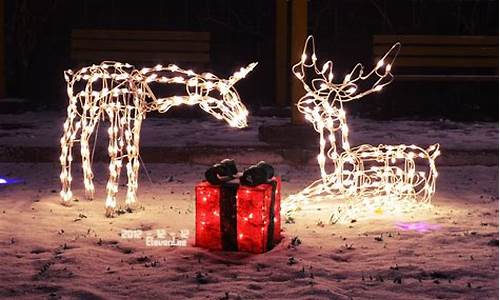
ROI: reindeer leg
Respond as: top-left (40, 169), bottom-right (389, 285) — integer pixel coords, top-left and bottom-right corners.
top-left (60, 107), bottom-right (81, 206)
top-left (285, 120), bottom-right (347, 210)
top-left (303, 122), bottom-right (339, 196)
top-left (285, 122), bottom-right (332, 210)
top-left (105, 111), bottom-right (123, 217)
top-left (125, 109), bottom-right (142, 211)
top-left (80, 106), bottom-right (98, 200)
top-left (283, 177), bottom-right (331, 213)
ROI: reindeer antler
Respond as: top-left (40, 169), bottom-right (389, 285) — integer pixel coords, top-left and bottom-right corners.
top-left (292, 35), bottom-right (401, 103)
top-left (292, 36), bottom-right (335, 93)
top-left (338, 42), bottom-right (400, 102)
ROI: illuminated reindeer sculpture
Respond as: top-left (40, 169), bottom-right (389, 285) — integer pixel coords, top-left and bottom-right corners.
top-left (60, 61), bottom-right (257, 216)
top-left (286, 36), bottom-right (440, 223)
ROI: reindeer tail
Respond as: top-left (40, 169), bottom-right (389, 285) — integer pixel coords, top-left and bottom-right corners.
top-left (63, 69), bottom-right (74, 83)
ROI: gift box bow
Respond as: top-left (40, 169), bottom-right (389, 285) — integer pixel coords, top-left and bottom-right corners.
top-left (199, 160), bottom-right (279, 252)
top-left (204, 160), bottom-right (275, 186)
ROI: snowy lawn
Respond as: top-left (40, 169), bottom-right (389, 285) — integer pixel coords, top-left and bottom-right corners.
top-left (0, 162), bottom-right (498, 299)
top-left (0, 112), bottom-right (497, 150)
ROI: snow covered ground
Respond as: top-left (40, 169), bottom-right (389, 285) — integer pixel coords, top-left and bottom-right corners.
top-left (0, 111), bottom-right (497, 150)
top-left (0, 162), bottom-right (498, 299)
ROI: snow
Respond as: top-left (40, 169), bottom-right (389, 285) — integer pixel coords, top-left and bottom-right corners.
top-left (0, 162), bottom-right (497, 299)
top-left (0, 112), bottom-right (497, 151)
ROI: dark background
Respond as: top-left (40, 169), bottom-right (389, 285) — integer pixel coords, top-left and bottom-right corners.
top-left (4, 0), bottom-right (499, 121)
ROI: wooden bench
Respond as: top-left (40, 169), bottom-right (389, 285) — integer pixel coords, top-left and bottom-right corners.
top-left (373, 35), bottom-right (498, 81)
top-left (71, 30), bottom-right (210, 68)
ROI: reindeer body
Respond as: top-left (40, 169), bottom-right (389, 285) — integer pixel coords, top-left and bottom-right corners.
top-left (60, 61), bottom-right (256, 216)
top-left (287, 36), bottom-right (440, 222)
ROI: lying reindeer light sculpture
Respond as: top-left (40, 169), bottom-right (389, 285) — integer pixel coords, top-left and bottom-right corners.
top-left (285, 36), bottom-right (440, 223)
top-left (60, 61), bottom-right (257, 216)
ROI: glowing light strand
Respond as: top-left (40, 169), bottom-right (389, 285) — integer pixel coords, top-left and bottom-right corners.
top-left (284, 36), bottom-right (440, 223)
top-left (60, 61), bottom-right (257, 217)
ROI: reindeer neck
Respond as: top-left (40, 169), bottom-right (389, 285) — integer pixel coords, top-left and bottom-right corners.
top-left (337, 114), bottom-right (352, 152)
top-left (312, 113), bottom-right (352, 157)
top-left (148, 94), bottom-right (222, 115)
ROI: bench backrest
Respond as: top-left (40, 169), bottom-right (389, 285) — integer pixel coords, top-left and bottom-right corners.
top-left (373, 35), bottom-right (498, 70)
top-left (71, 30), bottom-right (210, 67)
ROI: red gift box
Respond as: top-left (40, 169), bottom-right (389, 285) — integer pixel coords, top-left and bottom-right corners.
top-left (195, 177), bottom-right (281, 253)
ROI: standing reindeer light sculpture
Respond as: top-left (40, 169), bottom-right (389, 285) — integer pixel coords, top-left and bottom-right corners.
top-left (284, 36), bottom-right (440, 223)
top-left (60, 61), bottom-right (257, 217)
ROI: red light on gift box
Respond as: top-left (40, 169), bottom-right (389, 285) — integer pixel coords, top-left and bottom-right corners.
top-left (237, 177), bottom-right (281, 253)
top-left (195, 177), bottom-right (281, 254)
top-left (195, 183), bottom-right (223, 250)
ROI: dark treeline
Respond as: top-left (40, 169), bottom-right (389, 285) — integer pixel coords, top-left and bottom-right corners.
top-left (5, 0), bottom-right (499, 120)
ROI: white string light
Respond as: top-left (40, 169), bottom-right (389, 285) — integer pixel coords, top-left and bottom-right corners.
top-left (284, 36), bottom-right (440, 223)
top-left (60, 61), bottom-right (257, 217)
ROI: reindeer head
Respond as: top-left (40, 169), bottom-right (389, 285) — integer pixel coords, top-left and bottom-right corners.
top-left (197, 63), bottom-right (258, 128)
top-left (292, 36), bottom-right (400, 127)
top-left (146, 62), bottom-right (257, 129)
